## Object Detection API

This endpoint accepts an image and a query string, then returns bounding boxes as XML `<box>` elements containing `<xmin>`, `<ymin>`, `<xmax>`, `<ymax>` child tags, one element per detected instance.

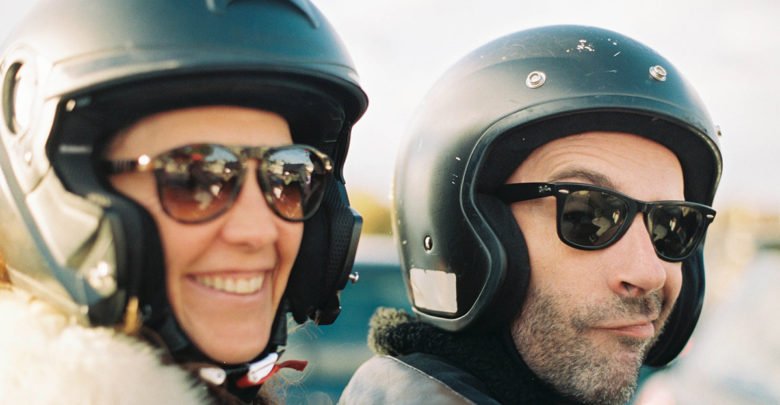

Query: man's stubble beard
<box><xmin>511</xmin><ymin>288</ymin><xmax>667</xmax><ymax>405</ymax></box>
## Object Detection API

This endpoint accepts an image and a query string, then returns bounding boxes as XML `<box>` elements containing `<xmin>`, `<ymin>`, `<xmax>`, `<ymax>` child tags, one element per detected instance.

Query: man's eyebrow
<box><xmin>548</xmin><ymin>168</ymin><xmax>617</xmax><ymax>190</ymax></box>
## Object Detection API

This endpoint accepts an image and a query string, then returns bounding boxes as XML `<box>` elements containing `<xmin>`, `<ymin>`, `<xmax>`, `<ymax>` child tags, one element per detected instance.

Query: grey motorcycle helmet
<box><xmin>0</xmin><ymin>0</ymin><xmax>367</xmax><ymax>360</ymax></box>
<box><xmin>393</xmin><ymin>25</ymin><xmax>721</xmax><ymax>366</ymax></box>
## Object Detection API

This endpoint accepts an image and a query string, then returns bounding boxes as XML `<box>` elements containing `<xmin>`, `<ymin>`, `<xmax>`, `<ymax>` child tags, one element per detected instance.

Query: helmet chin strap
<box><xmin>153</xmin><ymin>300</ymin><xmax>302</xmax><ymax>402</ymax></box>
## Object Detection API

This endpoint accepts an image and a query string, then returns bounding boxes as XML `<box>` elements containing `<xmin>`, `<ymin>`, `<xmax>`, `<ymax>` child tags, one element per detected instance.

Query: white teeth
<box><xmin>194</xmin><ymin>274</ymin><xmax>266</xmax><ymax>295</ymax></box>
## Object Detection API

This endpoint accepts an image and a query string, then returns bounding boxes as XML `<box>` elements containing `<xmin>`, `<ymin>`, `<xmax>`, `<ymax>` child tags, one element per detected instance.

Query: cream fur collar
<box><xmin>0</xmin><ymin>288</ymin><xmax>208</xmax><ymax>404</ymax></box>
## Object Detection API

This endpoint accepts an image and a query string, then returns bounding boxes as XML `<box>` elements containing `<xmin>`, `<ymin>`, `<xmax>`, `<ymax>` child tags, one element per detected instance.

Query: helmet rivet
<box><xmin>649</xmin><ymin>65</ymin><xmax>667</xmax><ymax>81</ymax></box>
<box><xmin>423</xmin><ymin>235</ymin><xmax>433</xmax><ymax>252</ymax></box>
<box><xmin>85</xmin><ymin>261</ymin><xmax>117</xmax><ymax>296</ymax></box>
<box><xmin>525</xmin><ymin>71</ymin><xmax>546</xmax><ymax>89</ymax></box>
<box><xmin>65</xmin><ymin>99</ymin><xmax>77</xmax><ymax>112</ymax></box>
<box><xmin>716</xmin><ymin>125</ymin><xmax>723</xmax><ymax>138</ymax></box>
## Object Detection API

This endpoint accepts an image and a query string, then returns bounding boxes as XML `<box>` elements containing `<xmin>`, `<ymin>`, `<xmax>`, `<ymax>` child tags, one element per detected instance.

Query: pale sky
<box><xmin>2</xmin><ymin>0</ymin><xmax>778</xmax><ymax>211</ymax></box>
<box><xmin>315</xmin><ymin>0</ymin><xmax>780</xmax><ymax>212</ymax></box>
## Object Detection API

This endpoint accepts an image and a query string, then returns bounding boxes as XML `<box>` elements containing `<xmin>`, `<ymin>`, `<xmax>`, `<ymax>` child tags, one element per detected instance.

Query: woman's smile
<box><xmin>191</xmin><ymin>271</ymin><xmax>269</xmax><ymax>296</ymax></box>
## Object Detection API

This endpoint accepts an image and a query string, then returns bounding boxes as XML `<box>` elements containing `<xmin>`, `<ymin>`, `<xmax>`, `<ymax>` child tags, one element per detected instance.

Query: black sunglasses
<box><xmin>496</xmin><ymin>182</ymin><xmax>716</xmax><ymax>262</ymax></box>
<box><xmin>106</xmin><ymin>143</ymin><xmax>332</xmax><ymax>223</ymax></box>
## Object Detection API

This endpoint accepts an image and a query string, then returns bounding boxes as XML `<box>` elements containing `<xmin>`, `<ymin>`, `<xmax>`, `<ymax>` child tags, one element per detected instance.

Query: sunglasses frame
<box><xmin>105</xmin><ymin>143</ymin><xmax>333</xmax><ymax>224</ymax></box>
<box><xmin>496</xmin><ymin>182</ymin><xmax>716</xmax><ymax>262</ymax></box>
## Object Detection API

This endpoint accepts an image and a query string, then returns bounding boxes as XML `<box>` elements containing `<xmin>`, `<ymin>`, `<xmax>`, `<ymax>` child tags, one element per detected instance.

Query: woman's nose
<box><xmin>219</xmin><ymin>161</ymin><xmax>280</xmax><ymax>249</ymax></box>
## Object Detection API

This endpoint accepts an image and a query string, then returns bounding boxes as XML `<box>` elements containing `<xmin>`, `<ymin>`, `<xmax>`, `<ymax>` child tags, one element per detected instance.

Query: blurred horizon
<box><xmin>2</xmin><ymin>0</ymin><xmax>780</xmax><ymax>213</ymax></box>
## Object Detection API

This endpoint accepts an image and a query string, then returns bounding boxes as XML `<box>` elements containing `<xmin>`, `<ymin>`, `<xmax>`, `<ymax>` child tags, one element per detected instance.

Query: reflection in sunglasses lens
<box><xmin>159</xmin><ymin>147</ymin><xmax>241</xmax><ymax>222</ymax></box>
<box><xmin>154</xmin><ymin>145</ymin><xmax>328</xmax><ymax>223</ymax></box>
<box><xmin>648</xmin><ymin>205</ymin><xmax>703</xmax><ymax>259</ymax></box>
<box><xmin>264</xmin><ymin>148</ymin><xmax>321</xmax><ymax>220</ymax></box>
<box><xmin>559</xmin><ymin>189</ymin><xmax>705</xmax><ymax>260</ymax></box>
<box><xmin>561</xmin><ymin>190</ymin><xmax>627</xmax><ymax>247</ymax></box>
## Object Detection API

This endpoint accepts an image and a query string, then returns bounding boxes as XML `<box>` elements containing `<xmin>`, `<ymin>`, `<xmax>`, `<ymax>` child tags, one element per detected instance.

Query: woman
<box><xmin>0</xmin><ymin>0</ymin><xmax>367</xmax><ymax>403</ymax></box>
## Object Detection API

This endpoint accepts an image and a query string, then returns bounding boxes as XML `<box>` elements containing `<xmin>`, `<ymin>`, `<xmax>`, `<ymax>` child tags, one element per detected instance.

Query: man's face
<box><xmin>507</xmin><ymin>132</ymin><xmax>684</xmax><ymax>405</ymax></box>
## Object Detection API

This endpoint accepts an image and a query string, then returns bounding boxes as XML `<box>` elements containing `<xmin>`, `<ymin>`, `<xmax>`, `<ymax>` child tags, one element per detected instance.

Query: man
<box><xmin>340</xmin><ymin>25</ymin><xmax>721</xmax><ymax>404</ymax></box>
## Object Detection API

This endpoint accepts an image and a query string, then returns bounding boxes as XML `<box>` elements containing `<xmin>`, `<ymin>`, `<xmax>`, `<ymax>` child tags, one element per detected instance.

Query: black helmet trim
<box><xmin>473</xmin><ymin>104</ymin><xmax>722</xmax><ymax>203</ymax></box>
<box><xmin>48</xmin><ymin>61</ymin><xmax>367</xmax><ymax>141</ymax></box>
<box><xmin>53</xmin><ymin>72</ymin><xmax>362</xmax><ymax>168</ymax></box>
<box><xmin>286</xmin><ymin>179</ymin><xmax>362</xmax><ymax>325</ymax></box>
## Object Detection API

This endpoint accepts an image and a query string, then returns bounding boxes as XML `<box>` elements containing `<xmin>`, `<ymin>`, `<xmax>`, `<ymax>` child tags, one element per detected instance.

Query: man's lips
<box><xmin>596</xmin><ymin>321</ymin><xmax>656</xmax><ymax>339</ymax></box>
<box><xmin>191</xmin><ymin>271</ymin><xmax>269</xmax><ymax>295</ymax></box>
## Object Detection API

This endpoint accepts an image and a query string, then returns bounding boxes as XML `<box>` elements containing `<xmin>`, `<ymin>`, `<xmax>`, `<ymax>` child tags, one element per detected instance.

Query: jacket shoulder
<box><xmin>339</xmin><ymin>354</ymin><xmax>499</xmax><ymax>405</ymax></box>
<box><xmin>0</xmin><ymin>288</ymin><xmax>208</xmax><ymax>404</ymax></box>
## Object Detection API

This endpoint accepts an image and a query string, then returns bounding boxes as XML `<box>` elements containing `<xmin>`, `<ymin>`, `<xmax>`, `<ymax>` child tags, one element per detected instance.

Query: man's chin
<box><xmin>548</xmin><ymin>336</ymin><xmax>645</xmax><ymax>405</ymax></box>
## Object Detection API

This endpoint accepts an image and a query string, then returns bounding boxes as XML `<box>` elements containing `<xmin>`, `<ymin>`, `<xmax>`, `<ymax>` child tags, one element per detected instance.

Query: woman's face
<box><xmin>106</xmin><ymin>106</ymin><xmax>303</xmax><ymax>364</ymax></box>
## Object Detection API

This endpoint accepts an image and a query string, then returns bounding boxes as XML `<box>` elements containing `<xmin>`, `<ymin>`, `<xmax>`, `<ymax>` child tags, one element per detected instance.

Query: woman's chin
<box><xmin>182</xmin><ymin>314</ymin><xmax>272</xmax><ymax>364</ymax></box>
<box><xmin>174</xmin><ymin>277</ymin><xmax>278</xmax><ymax>363</ymax></box>
<box><xmin>197</xmin><ymin>331</ymin><xmax>270</xmax><ymax>364</ymax></box>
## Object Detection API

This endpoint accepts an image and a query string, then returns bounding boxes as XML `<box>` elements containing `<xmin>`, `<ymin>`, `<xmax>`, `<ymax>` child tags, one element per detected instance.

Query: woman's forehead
<box><xmin>104</xmin><ymin>106</ymin><xmax>291</xmax><ymax>158</ymax></box>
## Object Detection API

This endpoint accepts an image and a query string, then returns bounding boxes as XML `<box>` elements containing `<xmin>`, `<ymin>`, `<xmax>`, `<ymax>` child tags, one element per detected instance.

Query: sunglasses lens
<box><xmin>560</xmin><ymin>189</ymin><xmax>629</xmax><ymax>248</ymax></box>
<box><xmin>647</xmin><ymin>205</ymin><xmax>704</xmax><ymax>260</ymax></box>
<box><xmin>157</xmin><ymin>145</ymin><xmax>240</xmax><ymax>222</ymax></box>
<box><xmin>261</xmin><ymin>147</ymin><xmax>329</xmax><ymax>221</ymax></box>
<box><xmin>151</xmin><ymin>144</ymin><xmax>330</xmax><ymax>223</ymax></box>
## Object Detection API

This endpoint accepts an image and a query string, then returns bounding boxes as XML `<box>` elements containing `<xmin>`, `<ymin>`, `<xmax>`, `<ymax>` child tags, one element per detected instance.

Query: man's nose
<box><xmin>608</xmin><ymin>216</ymin><xmax>668</xmax><ymax>298</ymax></box>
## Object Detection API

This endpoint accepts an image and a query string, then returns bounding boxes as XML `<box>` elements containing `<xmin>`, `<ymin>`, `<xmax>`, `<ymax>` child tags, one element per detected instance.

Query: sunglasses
<box><xmin>106</xmin><ymin>143</ymin><xmax>333</xmax><ymax>223</ymax></box>
<box><xmin>496</xmin><ymin>182</ymin><xmax>716</xmax><ymax>262</ymax></box>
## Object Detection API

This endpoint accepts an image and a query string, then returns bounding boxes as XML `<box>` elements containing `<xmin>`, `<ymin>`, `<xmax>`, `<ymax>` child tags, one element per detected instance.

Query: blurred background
<box><xmin>2</xmin><ymin>0</ymin><xmax>778</xmax><ymax>403</ymax></box>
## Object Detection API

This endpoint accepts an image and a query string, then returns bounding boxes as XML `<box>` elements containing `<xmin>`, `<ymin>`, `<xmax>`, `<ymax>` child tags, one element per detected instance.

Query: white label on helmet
<box><xmin>410</xmin><ymin>268</ymin><xmax>457</xmax><ymax>314</ymax></box>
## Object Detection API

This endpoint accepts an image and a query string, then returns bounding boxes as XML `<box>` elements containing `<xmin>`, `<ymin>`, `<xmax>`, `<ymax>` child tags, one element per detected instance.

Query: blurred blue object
<box><xmin>283</xmin><ymin>236</ymin><xmax>409</xmax><ymax>404</ymax></box>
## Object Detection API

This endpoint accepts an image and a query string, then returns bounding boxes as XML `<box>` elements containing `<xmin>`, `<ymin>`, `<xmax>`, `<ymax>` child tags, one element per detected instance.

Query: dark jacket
<box><xmin>339</xmin><ymin>308</ymin><xmax>581</xmax><ymax>404</ymax></box>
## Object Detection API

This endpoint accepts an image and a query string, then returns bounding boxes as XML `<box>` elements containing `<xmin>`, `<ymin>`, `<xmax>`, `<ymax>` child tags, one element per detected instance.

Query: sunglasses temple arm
<box><xmin>496</xmin><ymin>182</ymin><xmax>555</xmax><ymax>203</ymax></box>
<box><xmin>103</xmin><ymin>159</ymin><xmax>140</xmax><ymax>174</ymax></box>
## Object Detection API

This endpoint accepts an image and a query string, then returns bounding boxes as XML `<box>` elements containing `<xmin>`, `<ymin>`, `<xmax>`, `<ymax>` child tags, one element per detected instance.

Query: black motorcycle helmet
<box><xmin>0</xmin><ymin>0</ymin><xmax>367</xmax><ymax>372</ymax></box>
<box><xmin>393</xmin><ymin>25</ymin><xmax>721</xmax><ymax>366</ymax></box>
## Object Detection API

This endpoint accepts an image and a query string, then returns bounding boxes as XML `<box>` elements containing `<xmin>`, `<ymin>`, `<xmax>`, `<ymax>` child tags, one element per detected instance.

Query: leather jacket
<box><xmin>339</xmin><ymin>308</ymin><xmax>579</xmax><ymax>404</ymax></box>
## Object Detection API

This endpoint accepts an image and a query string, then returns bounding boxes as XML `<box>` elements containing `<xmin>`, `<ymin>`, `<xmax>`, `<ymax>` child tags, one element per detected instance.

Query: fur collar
<box><xmin>368</xmin><ymin>307</ymin><xmax>579</xmax><ymax>404</ymax></box>
<box><xmin>0</xmin><ymin>288</ymin><xmax>207</xmax><ymax>404</ymax></box>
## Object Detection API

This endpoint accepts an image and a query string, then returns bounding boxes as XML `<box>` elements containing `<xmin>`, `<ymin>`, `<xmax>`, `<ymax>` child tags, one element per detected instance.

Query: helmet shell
<box><xmin>393</xmin><ymin>25</ymin><xmax>721</xmax><ymax>366</ymax></box>
<box><xmin>0</xmin><ymin>0</ymin><xmax>367</xmax><ymax>334</ymax></box>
